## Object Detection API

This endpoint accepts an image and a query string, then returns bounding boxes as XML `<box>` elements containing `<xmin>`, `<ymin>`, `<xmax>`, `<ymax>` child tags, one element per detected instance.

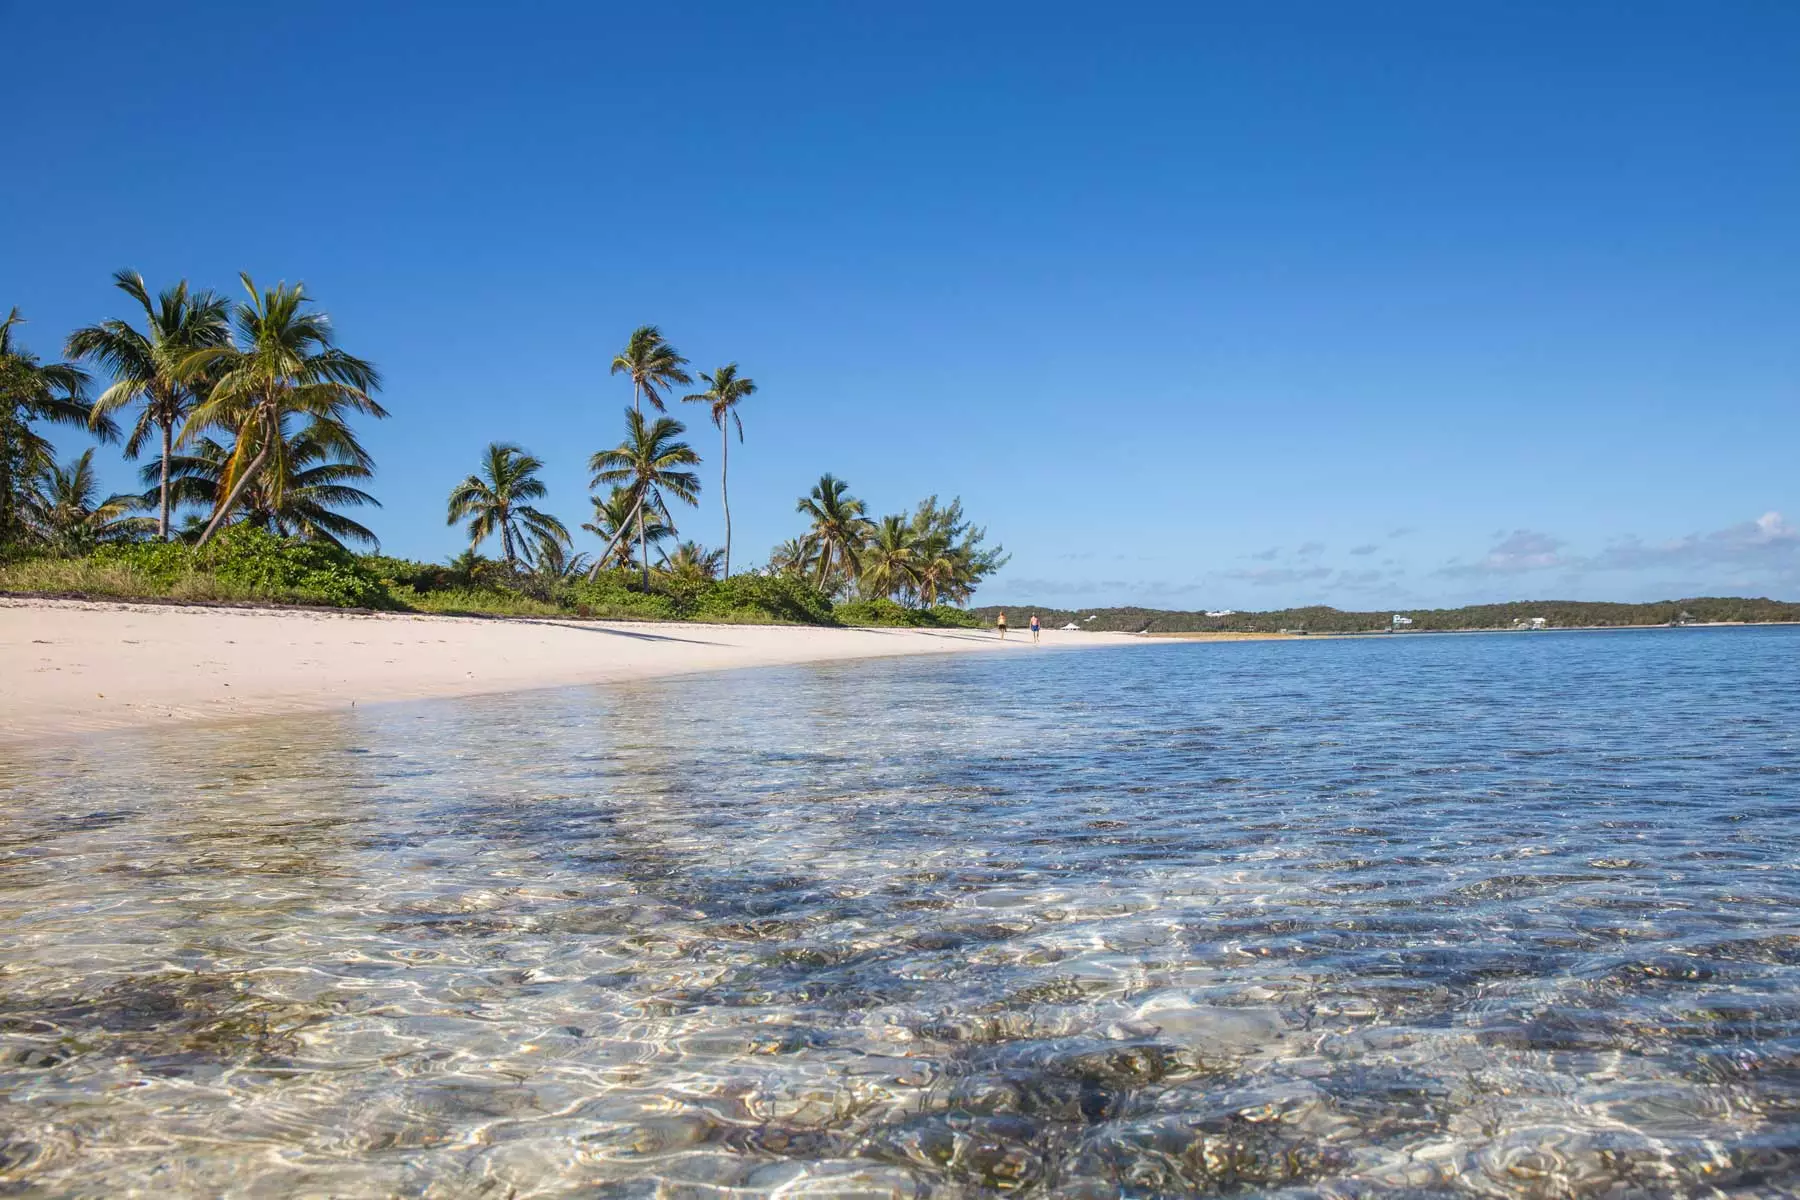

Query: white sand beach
<box><xmin>0</xmin><ymin>599</ymin><xmax>1129</xmax><ymax>744</ymax></box>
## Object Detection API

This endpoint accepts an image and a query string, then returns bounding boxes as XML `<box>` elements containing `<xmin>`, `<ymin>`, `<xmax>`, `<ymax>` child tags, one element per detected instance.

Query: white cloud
<box><xmin>1438</xmin><ymin>529</ymin><xmax>1569</xmax><ymax>577</ymax></box>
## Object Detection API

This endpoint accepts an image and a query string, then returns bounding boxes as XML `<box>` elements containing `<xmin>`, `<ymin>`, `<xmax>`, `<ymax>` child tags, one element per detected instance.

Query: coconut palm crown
<box><xmin>65</xmin><ymin>271</ymin><xmax>231</xmax><ymax>539</ymax></box>
<box><xmin>588</xmin><ymin>409</ymin><xmax>700</xmax><ymax>587</ymax></box>
<box><xmin>610</xmin><ymin>325</ymin><xmax>692</xmax><ymax>415</ymax></box>
<box><xmin>796</xmin><ymin>473</ymin><xmax>874</xmax><ymax>595</ymax></box>
<box><xmin>446</xmin><ymin>442</ymin><xmax>570</xmax><ymax>570</ymax></box>
<box><xmin>1</xmin><ymin>308</ymin><xmax>110</xmax><ymax>545</ymax></box>
<box><xmin>178</xmin><ymin>276</ymin><xmax>386</xmax><ymax>546</ymax></box>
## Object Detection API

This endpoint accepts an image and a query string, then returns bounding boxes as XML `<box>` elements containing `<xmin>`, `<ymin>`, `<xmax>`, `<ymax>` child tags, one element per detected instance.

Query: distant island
<box><xmin>973</xmin><ymin>597</ymin><xmax>1800</xmax><ymax>634</ymax></box>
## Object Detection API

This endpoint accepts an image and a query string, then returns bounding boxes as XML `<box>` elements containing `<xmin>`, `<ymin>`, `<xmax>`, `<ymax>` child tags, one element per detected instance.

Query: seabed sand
<box><xmin>0</xmin><ymin>598</ymin><xmax>1134</xmax><ymax>745</ymax></box>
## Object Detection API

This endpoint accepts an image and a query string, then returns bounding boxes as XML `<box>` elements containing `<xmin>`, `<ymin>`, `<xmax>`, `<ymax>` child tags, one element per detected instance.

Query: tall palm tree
<box><xmin>65</xmin><ymin>271</ymin><xmax>231</xmax><ymax>540</ymax></box>
<box><xmin>178</xmin><ymin>276</ymin><xmax>386</xmax><ymax>546</ymax></box>
<box><xmin>0</xmin><ymin>308</ymin><xmax>110</xmax><ymax>546</ymax></box>
<box><xmin>588</xmin><ymin>409</ymin><xmax>700</xmax><ymax>588</ymax></box>
<box><xmin>611</xmin><ymin>325</ymin><xmax>691</xmax><ymax>416</ymax></box>
<box><xmin>796</xmin><ymin>473</ymin><xmax>873</xmax><ymax>594</ymax></box>
<box><xmin>155</xmin><ymin>417</ymin><xmax>382</xmax><ymax>548</ymax></box>
<box><xmin>583</xmin><ymin>485</ymin><xmax>672</xmax><ymax>571</ymax></box>
<box><xmin>24</xmin><ymin>449</ymin><xmax>151</xmax><ymax>554</ymax></box>
<box><xmin>860</xmin><ymin>514</ymin><xmax>920</xmax><ymax>602</ymax></box>
<box><xmin>446</xmin><ymin>442</ymin><xmax>570</xmax><ymax>571</ymax></box>
<box><xmin>683</xmin><ymin>363</ymin><xmax>755</xmax><ymax>576</ymax></box>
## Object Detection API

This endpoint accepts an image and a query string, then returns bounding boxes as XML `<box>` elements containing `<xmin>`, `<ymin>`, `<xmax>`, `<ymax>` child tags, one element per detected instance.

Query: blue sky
<box><xmin>7</xmin><ymin>1</ymin><xmax>1797</xmax><ymax>609</ymax></box>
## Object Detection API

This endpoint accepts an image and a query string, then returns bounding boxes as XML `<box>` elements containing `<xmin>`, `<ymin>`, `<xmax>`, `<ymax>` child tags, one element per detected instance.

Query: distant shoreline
<box><xmin>1143</xmin><ymin>621</ymin><xmax>1800</xmax><ymax>641</ymax></box>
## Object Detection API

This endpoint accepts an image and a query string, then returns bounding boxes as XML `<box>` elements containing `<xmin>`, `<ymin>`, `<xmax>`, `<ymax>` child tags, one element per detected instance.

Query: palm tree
<box><xmin>662</xmin><ymin>540</ymin><xmax>725</xmax><ymax>585</ymax></box>
<box><xmin>446</xmin><ymin>442</ymin><xmax>570</xmax><ymax>571</ymax></box>
<box><xmin>769</xmin><ymin>535</ymin><xmax>820</xmax><ymax>579</ymax></box>
<box><xmin>445</xmin><ymin>549</ymin><xmax>498</xmax><ymax>588</ymax></box>
<box><xmin>178</xmin><ymin>276</ymin><xmax>386</xmax><ymax>546</ymax></box>
<box><xmin>65</xmin><ymin>271</ymin><xmax>231</xmax><ymax>540</ymax></box>
<box><xmin>1</xmin><ymin>308</ymin><xmax>110</xmax><ymax>546</ymax></box>
<box><xmin>583</xmin><ymin>485</ymin><xmax>672</xmax><ymax>571</ymax></box>
<box><xmin>796</xmin><ymin>474</ymin><xmax>873</xmax><ymax>595</ymax></box>
<box><xmin>154</xmin><ymin>417</ymin><xmax>382</xmax><ymax>548</ymax></box>
<box><xmin>611</xmin><ymin>325</ymin><xmax>692</xmax><ymax>416</ymax></box>
<box><xmin>588</xmin><ymin>409</ymin><xmax>700</xmax><ymax>588</ymax></box>
<box><xmin>24</xmin><ymin>449</ymin><xmax>150</xmax><ymax>554</ymax></box>
<box><xmin>860</xmin><ymin>514</ymin><xmax>920</xmax><ymax>602</ymax></box>
<box><xmin>683</xmin><ymin>363</ymin><xmax>755</xmax><ymax>576</ymax></box>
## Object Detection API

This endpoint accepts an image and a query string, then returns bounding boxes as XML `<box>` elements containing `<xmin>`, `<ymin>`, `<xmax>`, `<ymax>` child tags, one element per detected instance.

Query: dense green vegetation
<box><xmin>975</xmin><ymin>598</ymin><xmax>1800</xmax><ymax>634</ymax></box>
<box><xmin>1</xmin><ymin>281</ymin><xmax>1006</xmax><ymax>627</ymax></box>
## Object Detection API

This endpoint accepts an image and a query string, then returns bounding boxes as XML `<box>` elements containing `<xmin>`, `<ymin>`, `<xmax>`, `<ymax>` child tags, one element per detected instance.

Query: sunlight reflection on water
<box><xmin>2</xmin><ymin>628</ymin><xmax>1798</xmax><ymax>1196</ymax></box>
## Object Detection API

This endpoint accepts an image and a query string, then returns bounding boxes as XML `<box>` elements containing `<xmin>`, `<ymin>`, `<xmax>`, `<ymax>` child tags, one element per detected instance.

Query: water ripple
<box><xmin>2</xmin><ymin>627</ymin><xmax>1797</xmax><ymax>1196</ymax></box>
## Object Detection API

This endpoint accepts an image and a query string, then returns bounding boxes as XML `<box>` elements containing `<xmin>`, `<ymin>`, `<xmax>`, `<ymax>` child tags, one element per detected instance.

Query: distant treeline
<box><xmin>972</xmin><ymin>597</ymin><xmax>1800</xmax><ymax>634</ymax></box>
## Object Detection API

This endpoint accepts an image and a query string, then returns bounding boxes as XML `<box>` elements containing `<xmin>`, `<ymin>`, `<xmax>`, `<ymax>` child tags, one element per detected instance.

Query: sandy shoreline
<box><xmin>0</xmin><ymin>598</ymin><xmax>1133</xmax><ymax>744</ymax></box>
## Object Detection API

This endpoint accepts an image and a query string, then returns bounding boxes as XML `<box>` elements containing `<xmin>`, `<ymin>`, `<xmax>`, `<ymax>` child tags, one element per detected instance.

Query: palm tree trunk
<box><xmin>721</xmin><ymin>427</ymin><xmax>731</xmax><ymax>577</ymax></box>
<box><xmin>634</xmin><ymin>380</ymin><xmax>642</xmax><ymax>418</ymax></box>
<box><xmin>158</xmin><ymin>421</ymin><xmax>172</xmax><ymax>541</ymax></box>
<box><xmin>635</xmin><ymin>490</ymin><xmax>649</xmax><ymax>590</ymax></box>
<box><xmin>197</xmin><ymin>439</ymin><xmax>270</xmax><ymax>547</ymax></box>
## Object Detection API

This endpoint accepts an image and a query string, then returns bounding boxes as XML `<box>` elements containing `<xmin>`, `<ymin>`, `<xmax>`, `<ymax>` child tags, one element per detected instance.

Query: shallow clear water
<box><xmin>3</xmin><ymin>627</ymin><xmax>1798</xmax><ymax>1198</ymax></box>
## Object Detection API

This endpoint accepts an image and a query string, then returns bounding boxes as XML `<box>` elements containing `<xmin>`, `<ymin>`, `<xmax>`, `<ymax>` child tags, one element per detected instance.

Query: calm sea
<box><xmin>2</xmin><ymin>627</ymin><xmax>1797</xmax><ymax>1197</ymax></box>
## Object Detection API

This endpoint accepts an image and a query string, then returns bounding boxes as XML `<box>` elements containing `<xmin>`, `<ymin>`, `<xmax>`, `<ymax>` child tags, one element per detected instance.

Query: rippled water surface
<box><xmin>4</xmin><ymin>628</ymin><xmax>1799</xmax><ymax>1197</ymax></box>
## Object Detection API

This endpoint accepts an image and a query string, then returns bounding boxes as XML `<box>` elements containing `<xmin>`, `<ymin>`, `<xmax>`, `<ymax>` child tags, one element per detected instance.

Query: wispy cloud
<box><xmin>1435</xmin><ymin>512</ymin><xmax>1800</xmax><ymax>585</ymax></box>
<box><xmin>1387</xmin><ymin>527</ymin><xmax>1416</xmax><ymax>539</ymax></box>
<box><xmin>1249</xmin><ymin>546</ymin><xmax>1280</xmax><ymax>562</ymax></box>
<box><xmin>1591</xmin><ymin>511</ymin><xmax>1798</xmax><ymax>572</ymax></box>
<box><xmin>1295</xmin><ymin>541</ymin><xmax>1326</xmax><ymax>559</ymax></box>
<box><xmin>1438</xmin><ymin>530</ymin><xmax>1568</xmax><ymax>577</ymax></box>
<box><xmin>1348</xmin><ymin>543</ymin><xmax>1378</xmax><ymax>556</ymax></box>
<box><xmin>1223</xmin><ymin>566</ymin><xmax>1334</xmax><ymax>587</ymax></box>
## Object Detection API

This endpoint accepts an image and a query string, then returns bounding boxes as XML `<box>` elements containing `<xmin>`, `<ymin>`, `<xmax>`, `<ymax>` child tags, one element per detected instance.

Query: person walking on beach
<box><xmin>996</xmin><ymin>610</ymin><xmax>1008</xmax><ymax>639</ymax></box>
<box><xmin>1030</xmin><ymin>614</ymin><xmax>1041</xmax><ymax>644</ymax></box>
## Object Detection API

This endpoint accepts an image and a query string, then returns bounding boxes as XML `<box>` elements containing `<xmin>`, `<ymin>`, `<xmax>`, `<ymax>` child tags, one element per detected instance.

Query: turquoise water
<box><xmin>2</xmin><ymin>627</ymin><xmax>1797</xmax><ymax>1197</ymax></box>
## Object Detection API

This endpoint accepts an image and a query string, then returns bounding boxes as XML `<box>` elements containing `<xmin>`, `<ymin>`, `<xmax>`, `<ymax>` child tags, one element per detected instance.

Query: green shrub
<box><xmin>563</xmin><ymin>573</ymin><xmax>685</xmax><ymax>621</ymax></box>
<box><xmin>205</xmin><ymin>528</ymin><xmax>391</xmax><ymax>607</ymax></box>
<box><xmin>85</xmin><ymin>527</ymin><xmax>394</xmax><ymax>608</ymax></box>
<box><xmin>388</xmin><ymin>584</ymin><xmax>565</xmax><ymax>617</ymax></box>
<box><xmin>363</xmin><ymin>554</ymin><xmax>455</xmax><ymax>592</ymax></box>
<box><xmin>835</xmin><ymin>597</ymin><xmax>983</xmax><ymax>628</ymax></box>
<box><xmin>692</xmin><ymin>573</ymin><xmax>836</xmax><ymax>625</ymax></box>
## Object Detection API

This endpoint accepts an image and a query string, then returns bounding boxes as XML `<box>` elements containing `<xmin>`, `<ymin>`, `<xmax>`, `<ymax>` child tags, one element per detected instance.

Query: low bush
<box><xmin>835</xmin><ymin>596</ymin><xmax>984</xmax><ymax>628</ymax></box>
<box><xmin>51</xmin><ymin>527</ymin><xmax>398</xmax><ymax>608</ymax></box>
<box><xmin>692</xmin><ymin>573</ymin><xmax>836</xmax><ymax>625</ymax></box>
<box><xmin>387</xmin><ymin>584</ymin><xmax>565</xmax><ymax>618</ymax></box>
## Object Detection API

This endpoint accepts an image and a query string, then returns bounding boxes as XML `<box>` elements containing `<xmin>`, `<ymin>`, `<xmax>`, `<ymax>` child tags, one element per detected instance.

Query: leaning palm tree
<box><xmin>178</xmin><ymin>277</ymin><xmax>386</xmax><ymax>546</ymax></box>
<box><xmin>66</xmin><ymin>271</ymin><xmax>231</xmax><ymax>539</ymax></box>
<box><xmin>860</xmin><ymin>514</ymin><xmax>921</xmax><ymax>602</ymax></box>
<box><xmin>588</xmin><ymin>409</ymin><xmax>700</xmax><ymax>588</ymax></box>
<box><xmin>0</xmin><ymin>308</ymin><xmax>110</xmax><ymax>546</ymax></box>
<box><xmin>796</xmin><ymin>473</ymin><xmax>873</xmax><ymax>594</ymax></box>
<box><xmin>583</xmin><ymin>485</ymin><xmax>673</xmax><ymax>571</ymax></box>
<box><xmin>683</xmin><ymin>363</ymin><xmax>755</xmax><ymax>576</ymax></box>
<box><xmin>23</xmin><ymin>449</ymin><xmax>151</xmax><ymax>554</ymax></box>
<box><xmin>155</xmin><ymin>417</ymin><xmax>382</xmax><ymax>548</ymax></box>
<box><xmin>446</xmin><ymin>442</ymin><xmax>571</xmax><ymax>571</ymax></box>
<box><xmin>611</xmin><ymin>325</ymin><xmax>692</xmax><ymax>416</ymax></box>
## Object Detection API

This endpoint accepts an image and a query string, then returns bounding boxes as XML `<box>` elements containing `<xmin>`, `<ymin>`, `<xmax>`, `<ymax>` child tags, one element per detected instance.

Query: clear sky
<box><xmin>7</xmin><ymin>1</ymin><xmax>1797</xmax><ymax>610</ymax></box>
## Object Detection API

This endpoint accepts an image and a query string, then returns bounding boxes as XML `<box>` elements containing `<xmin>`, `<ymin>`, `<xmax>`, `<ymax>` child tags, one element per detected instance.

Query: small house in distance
<box><xmin>1391</xmin><ymin>614</ymin><xmax>1414</xmax><ymax>628</ymax></box>
<box><xmin>1512</xmin><ymin>617</ymin><xmax>1549</xmax><ymax>630</ymax></box>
